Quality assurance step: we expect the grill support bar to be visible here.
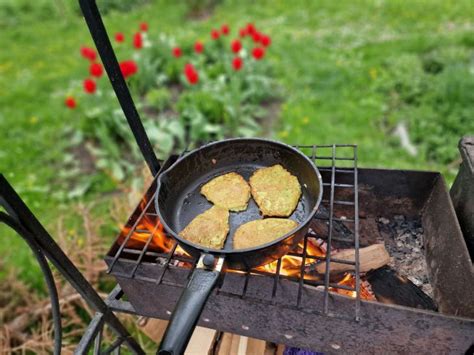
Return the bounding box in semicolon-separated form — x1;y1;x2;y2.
78;0;160;176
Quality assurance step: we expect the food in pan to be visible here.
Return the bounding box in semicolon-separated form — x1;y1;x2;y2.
179;206;229;249
201;172;251;212
249;164;302;217
233;218;298;249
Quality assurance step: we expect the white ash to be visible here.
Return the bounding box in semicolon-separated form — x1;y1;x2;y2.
377;215;433;297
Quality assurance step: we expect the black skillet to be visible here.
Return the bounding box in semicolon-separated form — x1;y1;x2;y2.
155;138;323;355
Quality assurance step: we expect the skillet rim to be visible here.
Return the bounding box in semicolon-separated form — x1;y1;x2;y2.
155;137;323;255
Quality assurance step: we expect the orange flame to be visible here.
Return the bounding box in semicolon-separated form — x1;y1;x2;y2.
331;273;376;301
254;240;325;277
118;196;374;300
118;196;175;253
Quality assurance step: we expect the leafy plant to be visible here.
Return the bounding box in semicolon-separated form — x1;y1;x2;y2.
63;21;277;190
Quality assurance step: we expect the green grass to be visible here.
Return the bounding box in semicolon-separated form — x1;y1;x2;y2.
1;0;473;285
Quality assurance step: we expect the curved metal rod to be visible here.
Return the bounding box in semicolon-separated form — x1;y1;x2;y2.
0;212;62;355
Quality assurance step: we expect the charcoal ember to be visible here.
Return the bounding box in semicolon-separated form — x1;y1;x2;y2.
367;266;437;311
377;215;433;298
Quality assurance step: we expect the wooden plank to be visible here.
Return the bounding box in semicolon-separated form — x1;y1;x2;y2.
246;337;268;354
215;333;270;355
137;318;169;344
185;327;217;355
311;243;390;275
215;332;233;355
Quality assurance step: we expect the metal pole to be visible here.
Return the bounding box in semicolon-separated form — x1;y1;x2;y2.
0;175;144;354
78;0;160;175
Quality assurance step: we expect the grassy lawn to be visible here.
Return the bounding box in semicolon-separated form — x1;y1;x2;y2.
1;0;473;286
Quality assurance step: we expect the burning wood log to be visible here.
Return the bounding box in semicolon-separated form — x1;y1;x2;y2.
366;266;437;311
308;244;390;275
309;206;356;248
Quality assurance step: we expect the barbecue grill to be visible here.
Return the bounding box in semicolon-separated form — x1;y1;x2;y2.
1;0;473;354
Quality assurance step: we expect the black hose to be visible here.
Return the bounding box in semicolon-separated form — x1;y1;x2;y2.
0;212;62;355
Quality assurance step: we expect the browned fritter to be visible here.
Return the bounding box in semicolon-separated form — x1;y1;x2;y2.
233;218;298;249
201;172;251;211
249;164;302;217
179;206;229;249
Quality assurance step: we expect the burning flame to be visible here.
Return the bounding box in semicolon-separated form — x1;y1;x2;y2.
331;273;376;301
255;240;325;277
118;196;175;253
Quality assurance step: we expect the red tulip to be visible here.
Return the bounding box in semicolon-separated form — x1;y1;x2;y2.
183;63;199;85
184;63;195;75
115;32;125;43
140;22;148;32
89;62;103;78
232;57;243;71
187;71;199;84
246;23;256;35
261;34;271;47
231;39;242;53
172;47;182;58
252;32;262;43
252;47;265;60
211;29;220;40
133;32;143;49
239;28;247;37
221;24;230;35
194;41;204;54
119;60;138;78
80;46;97;61
65;96;76;109
83;79;97;94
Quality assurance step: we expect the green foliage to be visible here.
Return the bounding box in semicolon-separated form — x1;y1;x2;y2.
373;49;474;165
177;91;226;124
97;0;150;15
145;88;172;112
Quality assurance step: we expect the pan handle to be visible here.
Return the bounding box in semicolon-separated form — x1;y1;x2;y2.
158;254;224;355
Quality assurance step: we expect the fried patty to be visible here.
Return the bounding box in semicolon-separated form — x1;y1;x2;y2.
233;218;298;249
201;172;251;212
179;206;229;249
249;164;302;217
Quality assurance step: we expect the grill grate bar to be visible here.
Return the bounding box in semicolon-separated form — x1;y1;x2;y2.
129;231;155;278
323;145;336;315
296;236;309;308
354;146;361;321
314;216;355;223
107;191;157;273
323;200;355;206
271;258;283;301
323;182;355;188
155;242;179;285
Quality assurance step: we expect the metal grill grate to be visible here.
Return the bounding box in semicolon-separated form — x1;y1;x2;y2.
107;144;361;320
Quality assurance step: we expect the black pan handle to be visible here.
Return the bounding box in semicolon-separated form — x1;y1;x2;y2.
158;254;224;355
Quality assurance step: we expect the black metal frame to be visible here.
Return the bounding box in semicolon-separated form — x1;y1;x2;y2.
78;0;160;176
0;174;144;354
105;167;474;353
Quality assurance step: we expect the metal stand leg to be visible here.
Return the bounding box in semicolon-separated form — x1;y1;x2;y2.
0;174;145;355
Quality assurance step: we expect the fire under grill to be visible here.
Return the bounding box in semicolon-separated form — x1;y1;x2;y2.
105;144;474;354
